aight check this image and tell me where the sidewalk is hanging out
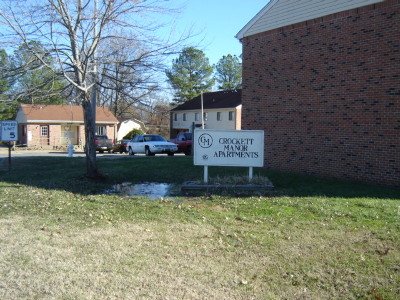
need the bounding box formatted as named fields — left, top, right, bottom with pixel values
left=0, top=147, right=132, bottom=158
left=0, top=147, right=73, bottom=158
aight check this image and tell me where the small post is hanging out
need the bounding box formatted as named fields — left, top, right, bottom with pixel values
left=248, top=167, right=253, bottom=182
left=204, top=165, right=208, bottom=183
left=67, top=143, right=74, bottom=157
left=191, top=122, right=195, bottom=156
left=8, top=142, right=12, bottom=172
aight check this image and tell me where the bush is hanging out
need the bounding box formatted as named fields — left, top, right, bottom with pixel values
left=123, top=128, right=144, bottom=140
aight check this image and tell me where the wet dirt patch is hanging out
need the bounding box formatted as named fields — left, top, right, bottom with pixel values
left=107, top=182, right=177, bottom=199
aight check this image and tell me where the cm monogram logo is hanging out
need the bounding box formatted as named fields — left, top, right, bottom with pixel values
left=198, top=133, right=213, bottom=148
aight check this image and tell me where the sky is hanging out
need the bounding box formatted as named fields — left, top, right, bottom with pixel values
left=1, top=0, right=268, bottom=66
left=171, top=0, right=267, bottom=65
left=0, top=0, right=268, bottom=99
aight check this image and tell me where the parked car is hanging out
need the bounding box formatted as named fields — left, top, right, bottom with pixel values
left=94, top=135, right=113, bottom=153
left=170, top=132, right=192, bottom=155
left=126, top=134, right=178, bottom=156
left=112, top=139, right=129, bottom=154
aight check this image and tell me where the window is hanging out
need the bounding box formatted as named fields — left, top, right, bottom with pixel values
left=183, top=113, right=186, bottom=121
left=203, top=112, right=208, bottom=121
left=195, top=113, right=199, bottom=121
left=217, top=112, right=222, bottom=121
left=40, top=125, right=48, bottom=137
left=174, top=113, right=177, bottom=121
left=229, top=111, right=234, bottom=121
left=96, top=125, right=106, bottom=135
left=133, top=135, right=143, bottom=142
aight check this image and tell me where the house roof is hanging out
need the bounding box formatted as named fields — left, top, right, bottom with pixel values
left=17, top=104, right=119, bottom=124
left=236, top=0, right=384, bottom=39
left=171, top=90, right=242, bottom=112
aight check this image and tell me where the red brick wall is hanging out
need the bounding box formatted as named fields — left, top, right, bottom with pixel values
left=241, top=0, right=400, bottom=186
left=106, top=125, right=117, bottom=142
left=49, top=125, right=61, bottom=146
left=22, top=124, right=116, bottom=148
left=26, top=124, right=49, bottom=148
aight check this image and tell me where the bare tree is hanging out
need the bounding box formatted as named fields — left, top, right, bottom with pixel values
left=96, top=38, right=159, bottom=118
left=0, top=0, right=187, bottom=178
left=146, top=100, right=171, bottom=137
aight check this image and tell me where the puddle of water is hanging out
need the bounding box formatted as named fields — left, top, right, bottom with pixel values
left=108, top=182, right=173, bottom=199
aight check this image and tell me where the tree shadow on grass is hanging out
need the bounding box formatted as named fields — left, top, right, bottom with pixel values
left=0, top=156, right=399, bottom=199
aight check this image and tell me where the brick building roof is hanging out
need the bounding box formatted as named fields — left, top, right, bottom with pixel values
left=236, top=0, right=383, bottom=39
left=171, top=90, right=242, bottom=112
left=17, top=104, right=119, bottom=124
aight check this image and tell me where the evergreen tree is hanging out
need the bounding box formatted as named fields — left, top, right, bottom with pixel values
left=12, top=41, right=66, bottom=104
left=0, top=49, right=10, bottom=95
left=215, top=54, right=242, bottom=90
left=0, top=49, right=17, bottom=120
left=166, top=47, right=214, bottom=104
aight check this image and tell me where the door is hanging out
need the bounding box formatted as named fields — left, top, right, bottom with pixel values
left=40, top=125, right=49, bottom=146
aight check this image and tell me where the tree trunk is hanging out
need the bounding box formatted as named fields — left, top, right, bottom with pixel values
left=82, top=92, right=101, bottom=178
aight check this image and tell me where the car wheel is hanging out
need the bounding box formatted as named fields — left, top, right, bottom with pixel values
left=108, top=150, right=111, bottom=153
left=128, top=147, right=134, bottom=156
left=99, top=150, right=104, bottom=153
left=145, top=147, right=152, bottom=157
left=167, top=152, right=174, bottom=156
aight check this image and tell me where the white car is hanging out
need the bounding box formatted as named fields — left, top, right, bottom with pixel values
left=126, top=134, right=178, bottom=156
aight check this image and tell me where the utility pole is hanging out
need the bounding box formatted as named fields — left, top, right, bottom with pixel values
left=201, top=92, right=204, bottom=129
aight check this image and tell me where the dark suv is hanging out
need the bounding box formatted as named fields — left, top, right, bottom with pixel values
left=94, top=135, right=113, bottom=153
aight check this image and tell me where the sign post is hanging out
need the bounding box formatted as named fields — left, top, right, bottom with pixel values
left=0, top=121, right=18, bottom=172
left=193, top=129, right=264, bottom=183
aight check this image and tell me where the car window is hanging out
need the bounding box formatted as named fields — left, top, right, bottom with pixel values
left=144, top=135, right=165, bottom=142
left=132, top=135, right=142, bottom=142
left=154, top=135, right=166, bottom=142
left=184, top=133, right=192, bottom=140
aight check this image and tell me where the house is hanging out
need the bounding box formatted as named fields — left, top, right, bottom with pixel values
left=236, top=0, right=399, bottom=186
left=15, top=104, right=119, bottom=149
left=117, top=119, right=146, bottom=140
left=170, top=90, right=242, bottom=138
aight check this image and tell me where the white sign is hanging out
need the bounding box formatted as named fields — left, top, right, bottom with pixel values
left=0, top=120, right=18, bottom=141
left=194, top=129, right=264, bottom=167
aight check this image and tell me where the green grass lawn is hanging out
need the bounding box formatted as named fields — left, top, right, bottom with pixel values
left=0, top=156, right=399, bottom=299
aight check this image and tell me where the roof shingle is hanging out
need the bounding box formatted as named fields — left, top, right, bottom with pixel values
left=19, top=104, right=118, bottom=124
left=171, top=90, right=241, bottom=112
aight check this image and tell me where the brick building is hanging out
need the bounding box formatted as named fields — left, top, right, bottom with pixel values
left=236, top=0, right=399, bottom=186
left=15, top=104, right=119, bottom=149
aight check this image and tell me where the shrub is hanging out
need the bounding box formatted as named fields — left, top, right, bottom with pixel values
left=123, top=128, right=144, bottom=140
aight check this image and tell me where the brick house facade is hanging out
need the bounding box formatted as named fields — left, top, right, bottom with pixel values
left=16, top=104, right=119, bottom=149
left=237, top=0, right=399, bottom=186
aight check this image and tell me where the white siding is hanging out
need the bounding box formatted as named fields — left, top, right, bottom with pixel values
left=238, top=0, right=384, bottom=38
left=172, top=108, right=240, bottom=131
left=15, top=108, right=27, bottom=124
